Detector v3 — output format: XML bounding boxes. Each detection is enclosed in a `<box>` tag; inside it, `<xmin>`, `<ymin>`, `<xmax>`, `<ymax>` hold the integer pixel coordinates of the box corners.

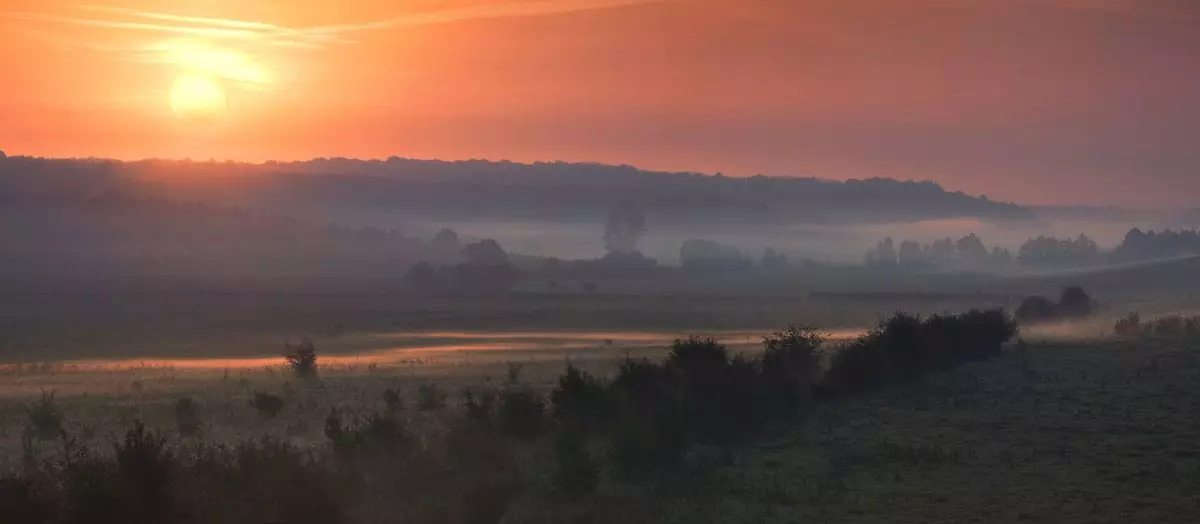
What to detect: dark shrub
<box><xmin>761</xmin><ymin>325</ymin><xmax>825</xmax><ymax>412</ymax></box>
<box><xmin>608</xmin><ymin>412</ymin><xmax>686</xmax><ymax>477</ymax></box>
<box><xmin>667</xmin><ymin>336</ymin><xmax>729</xmax><ymax>377</ymax></box>
<box><xmin>284</xmin><ymin>339</ymin><xmax>319</xmax><ymax>379</ymax></box>
<box><xmin>174</xmin><ymin>397</ymin><xmax>202</xmax><ymax>437</ymax></box>
<box><xmin>382</xmin><ymin>388</ymin><xmax>403</xmax><ymax>412</ymax></box>
<box><xmin>112</xmin><ymin>422</ymin><xmax>174</xmax><ymax>523</ymax></box>
<box><xmin>498</xmin><ymin>387</ymin><xmax>544</xmax><ymax>439</ymax></box>
<box><xmin>878</xmin><ymin>313</ymin><xmax>925</xmax><ymax>382</ymax></box>
<box><xmin>550</xmin><ymin>363</ymin><xmax>609</xmax><ymax>427</ymax></box>
<box><xmin>825</xmin><ymin>332</ymin><xmax>890</xmax><ymax>393</ymax></box>
<box><xmin>1154</xmin><ymin>316</ymin><xmax>1186</xmax><ymax>337</ymax></box>
<box><xmin>416</xmin><ymin>383</ymin><xmax>444</xmax><ymax>411</ymax></box>
<box><xmin>552</xmin><ymin>429</ymin><xmax>599</xmax><ymax>498</ymax></box>
<box><xmin>462</xmin><ymin>386</ymin><xmax>497</xmax><ymax>424</ymax></box>
<box><xmin>1016</xmin><ymin>295</ymin><xmax>1058</xmax><ymax>323</ymax></box>
<box><xmin>0</xmin><ymin>477</ymin><xmax>51</xmax><ymax>523</ymax></box>
<box><xmin>825</xmin><ymin>310</ymin><xmax>1015</xmax><ymax>394</ymax></box>
<box><xmin>250</xmin><ymin>392</ymin><xmax>284</xmax><ymax>420</ymax></box>
<box><xmin>505</xmin><ymin>362</ymin><xmax>524</xmax><ymax>386</ymax></box>
<box><xmin>324</xmin><ymin>410</ymin><xmax>411</xmax><ymax>457</ymax></box>
<box><xmin>609</xmin><ymin>356</ymin><xmax>677</xmax><ymax>414</ymax></box>
<box><xmin>1057</xmin><ymin>286</ymin><xmax>1094</xmax><ymax>318</ymax></box>
<box><xmin>668</xmin><ymin>337</ymin><xmax>768</xmax><ymax>449</ymax></box>
<box><xmin>1114</xmin><ymin>313</ymin><xmax>1142</xmax><ymax>337</ymax></box>
<box><xmin>26</xmin><ymin>390</ymin><xmax>64</xmax><ymax>441</ymax></box>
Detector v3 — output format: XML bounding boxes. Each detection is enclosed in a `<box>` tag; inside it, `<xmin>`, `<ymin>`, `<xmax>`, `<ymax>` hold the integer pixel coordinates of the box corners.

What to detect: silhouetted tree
<box><xmin>681</xmin><ymin>239</ymin><xmax>749</xmax><ymax>271</ymax></box>
<box><xmin>760</xmin><ymin>247</ymin><xmax>789</xmax><ymax>270</ymax></box>
<box><xmin>461</xmin><ymin>239</ymin><xmax>509</xmax><ymax>266</ymax></box>
<box><xmin>603</xmin><ymin>200</ymin><xmax>647</xmax><ymax>254</ymax></box>
<box><xmin>1057</xmin><ymin>286</ymin><xmax>1094</xmax><ymax>318</ymax></box>
<box><xmin>897</xmin><ymin>240</ymin><xmax>924</xmax><ymax>267</ymax></box>
<box><xmin>403</xmin><ymin>261</ymin><xmax>436</xmax><ymax>288</ymax></box>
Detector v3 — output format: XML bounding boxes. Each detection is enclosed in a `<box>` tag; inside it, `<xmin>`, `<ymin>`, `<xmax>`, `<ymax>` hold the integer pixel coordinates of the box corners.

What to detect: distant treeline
<box><xmin>864</xmin><ymin>228</ymin><xmax>1200</xmax><ymax>271</ymax></box>
<box><xmin>0</xmin><ymin>155</ymin><xmax>1032</xmax><ymax>226</ymax></box>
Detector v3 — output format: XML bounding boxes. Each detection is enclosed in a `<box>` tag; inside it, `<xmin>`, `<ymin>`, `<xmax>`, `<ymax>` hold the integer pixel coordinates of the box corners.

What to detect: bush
<box><xmin>505</xmin><ymin>362</ymin><xmax>524</xmax><ymax>386</ymax></box>
<box><xmin>551</xmin><ymin>429</ymin><xmax>599</xmax><ymax>498</ymax></box>
<box><xmin>608</xmin><ymin>412</ymin><xmax>686</xmax><ymax>477</ymax></box>
<box><xmin>761</xmin><ymin>325</ymin><xmax>825</xmax><ymax>412</ymax></box>
<box><xmin>1057</xmin><ymin>286</ymin><xmax>1094</xmax><ymax>318</ymax></box>
<box><xmin>462</xmin><ymin>387</ymin><xmax>497</xmax><ymax>424</ymax></box>
<box><xmin>250</xmin><ymin>392</ymin><xmax>285</xmax><ymax>420</ymax></box>
<box><xmin>1154</xmin><ymin>316</ymin><xmax>1186</xmax><ymax>337</ymax></box>
<box><xmin>416</xmin><ymin>383</ymin><xmax>444</xmax><ymax>411</ymax></box>
<box><xmin>382</xmin><ymin>388</ymin><xmax>403</xmax><ymax>412</ymax></box>
<box><xmin>1016</xmin><ymin>295</ymin><xmax>1058</xmax><ymax>323</ymax></box>
<box><xmin>550</xmin><ymin>363</ymin><xmax>609</xmax><ymax>427</ymax></box>
<box><xmin>1114</xmin><ymin>313</ymin><xmax>1142</xmax><ymax>337</ymax></box>
<box><xmin>324</xmin><ymin>410</ymin><xmax>411</xmax><ymax>457</ymax></box>
<box><xmin>174</xmin><ymin>397</ymin><xmax>202</xmax><ymax>437</ymax></box>
<box><xmin>1017</xmin><ymin>287</ymin><xmax>1095</xmax><ymax>324</ymax></box>
<box><xmin>112</xmin><ymin>422</ymin><xmax>174</xmax><ymax>523</ymax></box>
<box><xmin>26</xmin><ymin>390</ymin><xmax>64</xmax><ymax>441</ymax></box>
<box><xmin>825</xmin><ymin>310</ymin><xmax>1015</xmax><ymax>394</ymax></box>
<box><xmin>498</xmin><ymin>387</ymin><xmax>545</xmax><ymax>439</ymax></box>
<box><xmin>285</xmin><ymin>339</ymin><xmax>319</xmax><ymax>379</ymax></box>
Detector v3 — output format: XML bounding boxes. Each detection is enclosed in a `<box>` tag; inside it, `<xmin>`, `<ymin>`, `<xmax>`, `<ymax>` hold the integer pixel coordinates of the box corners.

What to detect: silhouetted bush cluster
<box><xmin>825</xmin><ymin>310</ymin><xmax>1017</xmax><ymax>393</ymax></box>
<box><xmin>1115</xmin><ymin>313</ymin><xmax>1200</xmax><ymax>339</ymax></box>
<box><xmin>1016</xmin><ymin>286</ymin><xmax>1095</xmax><ymax>324</ymax></box>
<box><xmin>284</xmin><ymin>339</ymin><xmax>319</xmax><ymax>379</ymax></box>
<box><xmin>1</xmin><ymin>310</ymin><xmax>1019</xmax><ymax>522</ymax></box>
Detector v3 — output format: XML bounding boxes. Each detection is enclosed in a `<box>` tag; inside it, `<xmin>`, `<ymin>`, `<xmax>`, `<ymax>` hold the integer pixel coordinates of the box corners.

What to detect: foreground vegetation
<box><xmin>6</xmin><ymin>309</ymin><xmax>1200</xmax><ymax>522</ymax></box>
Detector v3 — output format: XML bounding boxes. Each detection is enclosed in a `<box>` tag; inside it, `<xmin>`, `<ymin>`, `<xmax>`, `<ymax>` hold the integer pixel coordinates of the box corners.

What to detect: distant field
<box><xmin>0</xmin><ymin>276</ymin><xmax>1022</xmax><ymax>363</ymax></box>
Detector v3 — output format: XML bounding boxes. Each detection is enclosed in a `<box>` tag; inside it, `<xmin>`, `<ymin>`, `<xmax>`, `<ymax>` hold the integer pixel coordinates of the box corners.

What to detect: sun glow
<box><xmin>169</xmin><ymin>72</ymin><xmax>227</xmax><ymax>121</ymax></box>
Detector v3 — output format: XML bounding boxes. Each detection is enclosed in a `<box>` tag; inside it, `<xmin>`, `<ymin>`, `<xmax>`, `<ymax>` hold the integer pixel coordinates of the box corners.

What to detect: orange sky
<box><xmin>3</xmin><ymin>0</ymin><xmax>1200</xmax><ymax>207</ymax></box>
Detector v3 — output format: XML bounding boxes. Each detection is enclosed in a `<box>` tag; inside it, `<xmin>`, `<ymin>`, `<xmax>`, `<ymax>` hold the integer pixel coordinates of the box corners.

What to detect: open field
<box><xmin>4</xmin><ymin>328</ymin><xmax>1200</xmax><ymax>521</ymax></box>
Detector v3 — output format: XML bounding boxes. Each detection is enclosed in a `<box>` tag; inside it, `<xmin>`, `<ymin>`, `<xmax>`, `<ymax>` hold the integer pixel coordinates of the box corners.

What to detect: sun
<box><xmin>169</xmin><ymin>72</ymin><xmax>227</xmax><ymax>122</ymax></box>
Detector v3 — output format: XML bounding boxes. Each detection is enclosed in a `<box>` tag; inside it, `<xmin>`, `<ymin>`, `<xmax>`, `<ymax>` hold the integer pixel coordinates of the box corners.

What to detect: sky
<box><xmin>2</xmin><ymin>0</ymin><xmax>1199</xmax><ymax>208</ymax></box>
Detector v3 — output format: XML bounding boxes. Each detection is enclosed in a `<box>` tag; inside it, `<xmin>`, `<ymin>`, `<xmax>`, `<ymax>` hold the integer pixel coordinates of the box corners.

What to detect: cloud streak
<box><xmin>7</xmin><ymin>0</ymin><xmax>671</xmax><ymax>51</ymax></box>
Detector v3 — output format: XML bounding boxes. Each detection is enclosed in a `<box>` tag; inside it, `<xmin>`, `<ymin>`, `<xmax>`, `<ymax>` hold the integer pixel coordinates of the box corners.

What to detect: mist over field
<box><xmin>6</xmin><ymin>0</ymin><xmax>1200</xmax><ymax>521</ymax></box>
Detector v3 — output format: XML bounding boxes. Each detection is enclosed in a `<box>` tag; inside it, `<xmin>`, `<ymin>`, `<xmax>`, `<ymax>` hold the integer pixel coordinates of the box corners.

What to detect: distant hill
<box><xmin>0</xmin><ymin>156</ymin><xmax>1033</xmax><ymax>226</ymax></box>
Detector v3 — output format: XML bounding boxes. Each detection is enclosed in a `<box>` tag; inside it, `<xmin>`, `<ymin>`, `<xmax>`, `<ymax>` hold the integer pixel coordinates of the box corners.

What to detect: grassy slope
<box><xmin>662</xmin><ymin>339</ymin><xmax>1200</xmax><ymax>523</ymax></box>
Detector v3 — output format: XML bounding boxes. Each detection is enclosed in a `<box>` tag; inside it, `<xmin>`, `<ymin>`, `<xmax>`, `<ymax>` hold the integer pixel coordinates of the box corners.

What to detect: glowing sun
<box><xmin>169</xmin><ymin>73</ymin><xmax>227</xmax><ymax>122</ymax></box>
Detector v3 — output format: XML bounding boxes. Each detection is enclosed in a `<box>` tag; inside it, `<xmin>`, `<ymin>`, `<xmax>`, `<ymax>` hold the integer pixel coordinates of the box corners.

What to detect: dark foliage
<box><xmin>551</xmin><ymin>429</ymin><xmax>600</xmax><ymax>498</ymax></box>
<box><xmin>1016</xmin><ymin>296</ymin><xmax>1059</xmax><ymax>323</ymax></box>
<box><xmin>284</xmin><ymin>340</ymin><xmax>319</xmax><ymax>379</ymax></box>
<box><xmin>825</xmin><ymin>310</ymin><xmax>1016</xmax><ymax>394</ymax></box>
<box><xmin>381</xmin><ymin>388</ymin><xmax>403</xmax><ymax>412</ymax></box>
<box><xmin>416</xmin><ymin>383</ymin><xmax>444</xmax><ymax>411</ymax></box>
<box><xmin>174</xmin><ymin>397</ymin><xmax>202</xmax><ymax>437</ymax></box>
<box><xmin>550</xmin><ymin>363</ymin><xmax>610</xmax><ymax>427</ymax></box>
<box><xmin>1016</xmin><ymin>287</ymin><xmax>1095</xmax><ymax>324</ymax></box>
<box><xmin>26</xmin><ymin>390</ymin><xmax>64</xmax><ymax>441</ymax></box>
<box><xmin>461</xmin><ymin>387</ymin><xmax>497</xmax><ymax>425</ymax></box>
<box><xmin>1114</xmin><ymin>313</ymin><xmax>1142</xmax><ymax>337</ymax></box>
<box><xmin>1057</xmin><ymin>286</ymin><xmax>1094</xmax><ymax>318</ymax></box>
<box><xmin>498</xmin><ymin>387</ymin><xmax>545</xmax><ymax>439</ymax></box>
<box><xmin>249</xmin><ymin>392</ymin><xmax>284</xmax><ymax>421</ymax></box>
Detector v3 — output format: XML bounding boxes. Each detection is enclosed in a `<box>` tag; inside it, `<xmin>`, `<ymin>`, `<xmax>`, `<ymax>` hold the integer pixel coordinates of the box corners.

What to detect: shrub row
<box><xmin>2</xmin><ymin>310</ymin><xmax>1016</xmax><ymax>523</ymax></box>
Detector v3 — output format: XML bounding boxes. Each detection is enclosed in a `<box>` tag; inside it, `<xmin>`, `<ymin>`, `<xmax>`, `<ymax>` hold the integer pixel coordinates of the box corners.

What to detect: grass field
<box><xmin>4</xmin><ymin>330</ymin><xmax>1199</xmax><ymax>522</ymax></box>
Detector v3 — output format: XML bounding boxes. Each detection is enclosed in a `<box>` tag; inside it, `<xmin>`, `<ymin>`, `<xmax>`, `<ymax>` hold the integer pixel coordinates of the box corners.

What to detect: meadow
<box><xmin>3</xmin><ymin>273</ymin><xmax>1200</xmax><ymax>523</ymax></box>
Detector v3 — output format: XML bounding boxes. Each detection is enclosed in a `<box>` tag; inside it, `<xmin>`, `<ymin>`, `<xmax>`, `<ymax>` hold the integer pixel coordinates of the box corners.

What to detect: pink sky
<box><xmin>2</xmin><ymin>0</ymin><xmax>1199</xmax><ymax>207</ymax></box>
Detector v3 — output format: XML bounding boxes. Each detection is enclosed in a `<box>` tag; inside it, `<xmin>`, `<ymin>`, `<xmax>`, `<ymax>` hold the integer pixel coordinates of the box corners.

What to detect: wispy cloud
<box><xmin>6</xmin><ymin>0</ymin><xmax>670</xmax><ymax>52</ymax></box>
<box><xmin>304</xmin><ymin>0</ymin><xmax>669</xmax><ymax>35</ymax></box>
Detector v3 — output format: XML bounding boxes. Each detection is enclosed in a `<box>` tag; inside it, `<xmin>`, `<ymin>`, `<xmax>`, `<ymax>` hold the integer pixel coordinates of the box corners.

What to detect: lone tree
<box><xmin>603</xmin><ymin>201</ymin><xmax>647</xmax><ymax>254</ymax></box>
<box><xmin>284</xmin><ymin>339</ymin><xmax>319</xmax><ymax>379</ymax></box>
